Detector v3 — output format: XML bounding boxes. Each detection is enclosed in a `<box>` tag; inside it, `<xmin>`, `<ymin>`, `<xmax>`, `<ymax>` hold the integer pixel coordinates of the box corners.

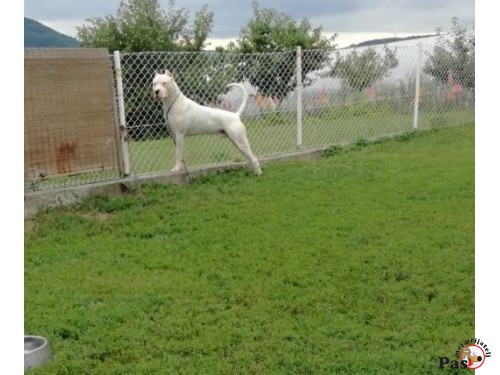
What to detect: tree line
<box><xmin>77</xmin><ymin>0</ymin><xmax>473</xmax><ymax>109</ymax></box>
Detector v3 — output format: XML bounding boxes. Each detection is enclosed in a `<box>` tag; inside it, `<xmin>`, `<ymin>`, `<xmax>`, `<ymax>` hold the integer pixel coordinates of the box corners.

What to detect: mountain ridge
<box><xmin>24</xmin><ymin>17</ymin><xmax>80</xmax><ymax>48</ymax></box>
<box><xmin>24</xmin><ymin>16</ymin><xmax>438</xmax><ymax>50</ymax></box>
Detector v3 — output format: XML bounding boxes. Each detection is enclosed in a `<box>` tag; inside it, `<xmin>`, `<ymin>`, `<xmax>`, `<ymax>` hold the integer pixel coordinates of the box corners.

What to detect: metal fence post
<box><xmin>113</xmin><ymin>51</ymin><xmax>131</xmax><ymax>176</ymax></box>
<box><xmin>413</xmin><ymin>43</ymin><xmax>422</xmax><ymax>129</ymax></box>
<box><xmin>296</xmin><ymin>46</ymin><xmax>303</xmax><ymax>148</ymax></box>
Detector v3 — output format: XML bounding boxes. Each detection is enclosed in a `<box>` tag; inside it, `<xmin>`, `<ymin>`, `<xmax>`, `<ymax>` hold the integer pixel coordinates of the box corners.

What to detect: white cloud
<box><xmin>38</xmin><ymin>19</ymin><xmax>85</xmax><ymax>38</ymax></box>
<box><xmin>311</xmin><ymin>1</ymin><xmax>474</xmax><ymax>34</ymax></box>
<box><xmin>28</xmin><ymin>0</ymin><xmax>475</xmax><ymax>43</ymax></box>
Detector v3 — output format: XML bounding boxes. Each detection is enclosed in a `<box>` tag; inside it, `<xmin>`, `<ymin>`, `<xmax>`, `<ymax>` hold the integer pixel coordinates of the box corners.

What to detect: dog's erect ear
<box><xmin>165</xmin><ymin>69</ymin><xmax>174</xmax><ymax>78</ymax></box>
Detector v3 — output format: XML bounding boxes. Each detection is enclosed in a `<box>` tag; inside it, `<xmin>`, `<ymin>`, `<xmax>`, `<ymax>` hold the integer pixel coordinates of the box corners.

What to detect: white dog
<box><xmin>152</xmin><ymin>70</ymin><xmax>262</xmax><ymax>175</ymax></box>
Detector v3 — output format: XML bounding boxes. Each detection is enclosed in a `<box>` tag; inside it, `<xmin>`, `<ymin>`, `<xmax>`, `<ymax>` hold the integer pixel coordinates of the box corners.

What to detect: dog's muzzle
<box><xmin>154</xmin><ymin>89</ymin><xmax>163</xmax><ymax>102</ymax></box>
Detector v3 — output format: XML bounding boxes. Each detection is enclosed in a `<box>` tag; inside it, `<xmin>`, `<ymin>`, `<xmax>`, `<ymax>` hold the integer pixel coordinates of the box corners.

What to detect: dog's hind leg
<box><xmin>226</xmin><ymin>124</ymin><xmax>262</xmax><ymax>175</ymax></box>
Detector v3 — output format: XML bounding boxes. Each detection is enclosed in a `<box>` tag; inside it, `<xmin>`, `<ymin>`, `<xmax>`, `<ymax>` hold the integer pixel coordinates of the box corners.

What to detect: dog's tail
<box><xmin>226</xmin><ymin>83</ymin><xmax>248</xmax><ymax>117</ymax></box>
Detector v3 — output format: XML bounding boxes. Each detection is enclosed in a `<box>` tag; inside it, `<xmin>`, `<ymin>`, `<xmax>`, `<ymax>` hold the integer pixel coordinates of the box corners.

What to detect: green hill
<box><xmin>24</xmin><ymin>17</ymin><xmax>80</xmax><ymax>48</ymax></box>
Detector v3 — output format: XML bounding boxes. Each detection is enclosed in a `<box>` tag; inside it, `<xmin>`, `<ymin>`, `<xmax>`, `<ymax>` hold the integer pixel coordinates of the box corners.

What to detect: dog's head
<box><xmin>152</xmin><ymin>69</ymin><xmax>175</xmax><ymax>101</ymax></box>
<box><xmin>461</xmin><ymin>347</ymin><xmax>483</xmax><ymax>367</ymax></box>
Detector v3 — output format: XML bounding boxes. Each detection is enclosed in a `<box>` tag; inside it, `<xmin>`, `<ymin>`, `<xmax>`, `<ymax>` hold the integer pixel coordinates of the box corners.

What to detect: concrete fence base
<box><xmin>24</xmin><ymin>147</ymin><xmax>326</xmax><ymax>218</ymax></box>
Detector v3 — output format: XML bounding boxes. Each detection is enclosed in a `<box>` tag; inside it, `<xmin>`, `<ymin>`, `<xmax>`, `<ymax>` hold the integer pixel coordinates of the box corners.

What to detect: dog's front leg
<box><xmin>171</xmin><ymin>133</ymin><xmax>186</xmax><ymax>173</ymax></box>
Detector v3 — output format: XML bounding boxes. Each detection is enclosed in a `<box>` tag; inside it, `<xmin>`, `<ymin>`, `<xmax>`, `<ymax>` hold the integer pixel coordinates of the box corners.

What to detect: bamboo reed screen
<box><xmin>24</xmin><ymin>48</ymin><xmax>119</xmax><ymax>183</ymax></box>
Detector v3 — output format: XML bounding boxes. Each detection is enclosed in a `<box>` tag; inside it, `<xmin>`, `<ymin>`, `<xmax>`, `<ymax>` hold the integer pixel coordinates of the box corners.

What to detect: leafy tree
<box><xmin>223</xmin><ymin>1</ymin><xmax>335</xmax><ymax>98</ymax></box>
<box><xmin>76</xmin><ymin>0</ymin><xmax>216</xmax><ymax>139</ymax></box>
<box><xmin>423</xmin><ymin>17</ymin><xmax>475</xmax><ymax>89</ymax></box>
<box><xmin>76</xmin><ymin>0</ymin><xmax>213</xmax><ymax>52</ymax></box>
<box><xmin>327</xmin><ymin>46</ymin><xmax>398</xmax><ymax>92</ymax></box>
<box><xmin>174</xmin><ymin>54</ymin><xmax>239</xmax><ymax>105</ymax></box>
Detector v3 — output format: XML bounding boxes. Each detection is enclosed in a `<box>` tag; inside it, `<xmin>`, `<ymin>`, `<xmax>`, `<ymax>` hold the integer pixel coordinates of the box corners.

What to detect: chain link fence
<box><xmin>117</xmin><ymin>39</ymin><xmax>474</xmax><ymax>177</ymax></box>
<box><xmin>25</xmin><ymin>37</ymin><xmax>474</xmax><ymax>191</ymax></box>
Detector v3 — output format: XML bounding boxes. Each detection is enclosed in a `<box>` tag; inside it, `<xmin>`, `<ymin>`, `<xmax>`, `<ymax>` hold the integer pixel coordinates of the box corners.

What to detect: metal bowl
<box><xmin>24</xmin><ymin>335</ymin><xmax>53</xmax><ymax>370</ymax></box>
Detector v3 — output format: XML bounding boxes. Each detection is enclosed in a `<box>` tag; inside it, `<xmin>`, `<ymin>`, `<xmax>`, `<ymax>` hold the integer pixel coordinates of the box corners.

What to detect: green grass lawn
<box><xmin>128</xmin><ymin>106</ymin><xmax>474</xmax><ymax>175</ymax></box>
<box><xmin>25</xmin><ymin>123</ymin><xmax>474</xmax><ymax>374</ymax></box>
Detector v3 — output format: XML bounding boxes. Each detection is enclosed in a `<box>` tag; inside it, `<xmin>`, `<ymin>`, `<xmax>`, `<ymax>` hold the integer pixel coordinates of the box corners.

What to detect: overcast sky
<box><xmin>24</xmin><ymin>0</ymin><xmax>475</xmax><ymax>47</ymax></box>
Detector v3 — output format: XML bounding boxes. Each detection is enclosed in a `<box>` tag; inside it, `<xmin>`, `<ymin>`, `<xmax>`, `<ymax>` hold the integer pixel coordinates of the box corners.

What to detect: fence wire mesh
<box><xmin>24</xmin><ymin>37</ymin><xmax>474</xmax><ymax>192</ymax></box>
<box><xmin>119</xmin><ymin>40</ymin><xmax>474</xmax><ymax>177</ymax></box>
